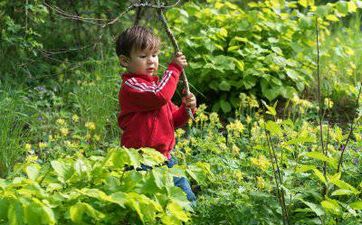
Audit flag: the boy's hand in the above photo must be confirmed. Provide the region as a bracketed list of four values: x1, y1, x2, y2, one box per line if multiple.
[172, 52, 188, 68]
[182, 91, 197, 110]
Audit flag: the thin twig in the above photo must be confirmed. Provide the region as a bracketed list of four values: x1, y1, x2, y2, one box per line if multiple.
[264, 126, 289, 225]
[337, 83, 362, 173]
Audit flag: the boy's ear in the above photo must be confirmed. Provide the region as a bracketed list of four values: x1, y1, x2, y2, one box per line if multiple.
[119, 55, 129, 67]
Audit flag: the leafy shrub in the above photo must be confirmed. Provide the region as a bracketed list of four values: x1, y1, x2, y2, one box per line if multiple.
[0, 147, 209, 225]
[166, 0, 362, 114]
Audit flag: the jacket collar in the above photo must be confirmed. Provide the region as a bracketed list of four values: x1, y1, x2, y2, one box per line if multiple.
[121, 72, 159, 82]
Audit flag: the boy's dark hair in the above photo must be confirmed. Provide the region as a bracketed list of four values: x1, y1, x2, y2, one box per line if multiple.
[115, 25, 160, 57]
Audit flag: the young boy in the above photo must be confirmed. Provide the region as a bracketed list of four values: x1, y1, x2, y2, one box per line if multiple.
[115, 25, 197, 201]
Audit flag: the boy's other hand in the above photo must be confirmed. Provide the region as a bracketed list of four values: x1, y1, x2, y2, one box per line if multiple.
[172, 52, 188, 68]
[182, 91, 197, 110]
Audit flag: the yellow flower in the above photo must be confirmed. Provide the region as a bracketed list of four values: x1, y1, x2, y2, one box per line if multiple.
[94, 135, 101, 141]
[38, 142, 47, 149]
[85, 122, 96, 130]
[246, 115, 252, 124]
[48, 135, 54, 141]
[324, 98, 334, 109]
[251, 155, 271, 171]
[226, 120, 244, 137]
[234, 170, 243, 182]
[72, 114, 79, 123]
[85, 133, 91, 140]
[25, 144, 32, 152]
[256, 176, 265, 189]
[26, 155, 38, 163]
[231, 144, 240, 155]
[209, 112, 220, 125]
[56, 118, 66, 126]
[175, 128, 185, 139]
[60, 127, 69, 136]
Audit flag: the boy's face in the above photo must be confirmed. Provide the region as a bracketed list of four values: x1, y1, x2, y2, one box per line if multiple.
[121, 48, 159, 76]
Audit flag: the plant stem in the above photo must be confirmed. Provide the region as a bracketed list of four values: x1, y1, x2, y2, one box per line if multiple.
[337, 83, 362, 173]
[264, 124, 289, 225]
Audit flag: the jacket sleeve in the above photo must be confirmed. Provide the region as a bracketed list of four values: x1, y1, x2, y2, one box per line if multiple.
[122, 63, 182, 111]
[171, 102, 194, 128]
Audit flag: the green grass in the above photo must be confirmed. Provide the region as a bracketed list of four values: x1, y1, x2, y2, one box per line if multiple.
[0, 82, 33, 177]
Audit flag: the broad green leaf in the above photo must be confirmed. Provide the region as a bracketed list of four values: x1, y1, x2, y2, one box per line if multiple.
[321, 199, 341, 215]
[25, 165, 39, 181]
[78, 188, 111, 202]
[50, 160, 74, 183]
[167, 201, 189, 222]
[313, 169, 327, 185]
[265, 120, 283, 136]
[140, 147, 165, 167]
[74, 158, 90, 177]
[220, 100, 231, 113]
[305, 152, 337, 168]
[331, 189, 354, 196]
[285, 69, 299, 81]
[23, 198, 55, 225]
[219, 81, 231, 91]
[8, 201, 25, 225]
[349, 201, 362, 210]
[235, 60, 244, 72]
[330, 179, 359, 194]
[299, 199, 324, 216]
[109, 192, 127, 208]
[70, 202, 105, 223]
[0, 198, 9, 220]
[296, 165, 316, 173]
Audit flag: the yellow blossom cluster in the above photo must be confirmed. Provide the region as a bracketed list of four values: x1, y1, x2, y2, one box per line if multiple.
[226, 120, 244, 138]
[72, 114, 79, 123]
[256, 176, 265, 189]
[85, 122, 96, 130]
[250, 155, 271, 171]
[175, 128, 186, 139]
[38, 142, 47, 149]
[292, 95, 314, 114]
[324, 98, 334, 109]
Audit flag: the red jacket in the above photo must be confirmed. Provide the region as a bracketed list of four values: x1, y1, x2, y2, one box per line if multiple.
[118, 63, 191, 159]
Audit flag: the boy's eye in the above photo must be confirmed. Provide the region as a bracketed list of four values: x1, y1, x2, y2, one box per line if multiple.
[139, 55, 146, 58]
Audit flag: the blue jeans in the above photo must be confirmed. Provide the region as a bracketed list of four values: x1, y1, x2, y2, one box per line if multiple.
[166, 156, 197, 202]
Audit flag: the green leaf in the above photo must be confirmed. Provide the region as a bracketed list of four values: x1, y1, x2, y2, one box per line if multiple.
[296, 165, 316, 173]
[262, 101, 277, 117]
[305, 152, 337, 169]
[8, 201, 25, 225]
[167, 201, 189, 222]
[285, 69, 299, 82]
[349, 201, 362, 210]
[220, 100, 231, 113]
[23, 198, 55, 225]
[50, 160, 74, 183]
[331, 189, 354, 196]
[299, 199, 324, 216]
[109, 192, 127, 208]
[219, 81, 231, 91]
[265, 120, 283, 136]
[25, 165, 39, 181]
[321, 199, 341, 215]
[330, 179, 359, 194]
[313, 169, 327, 185]
[70, 202, 105, 223]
